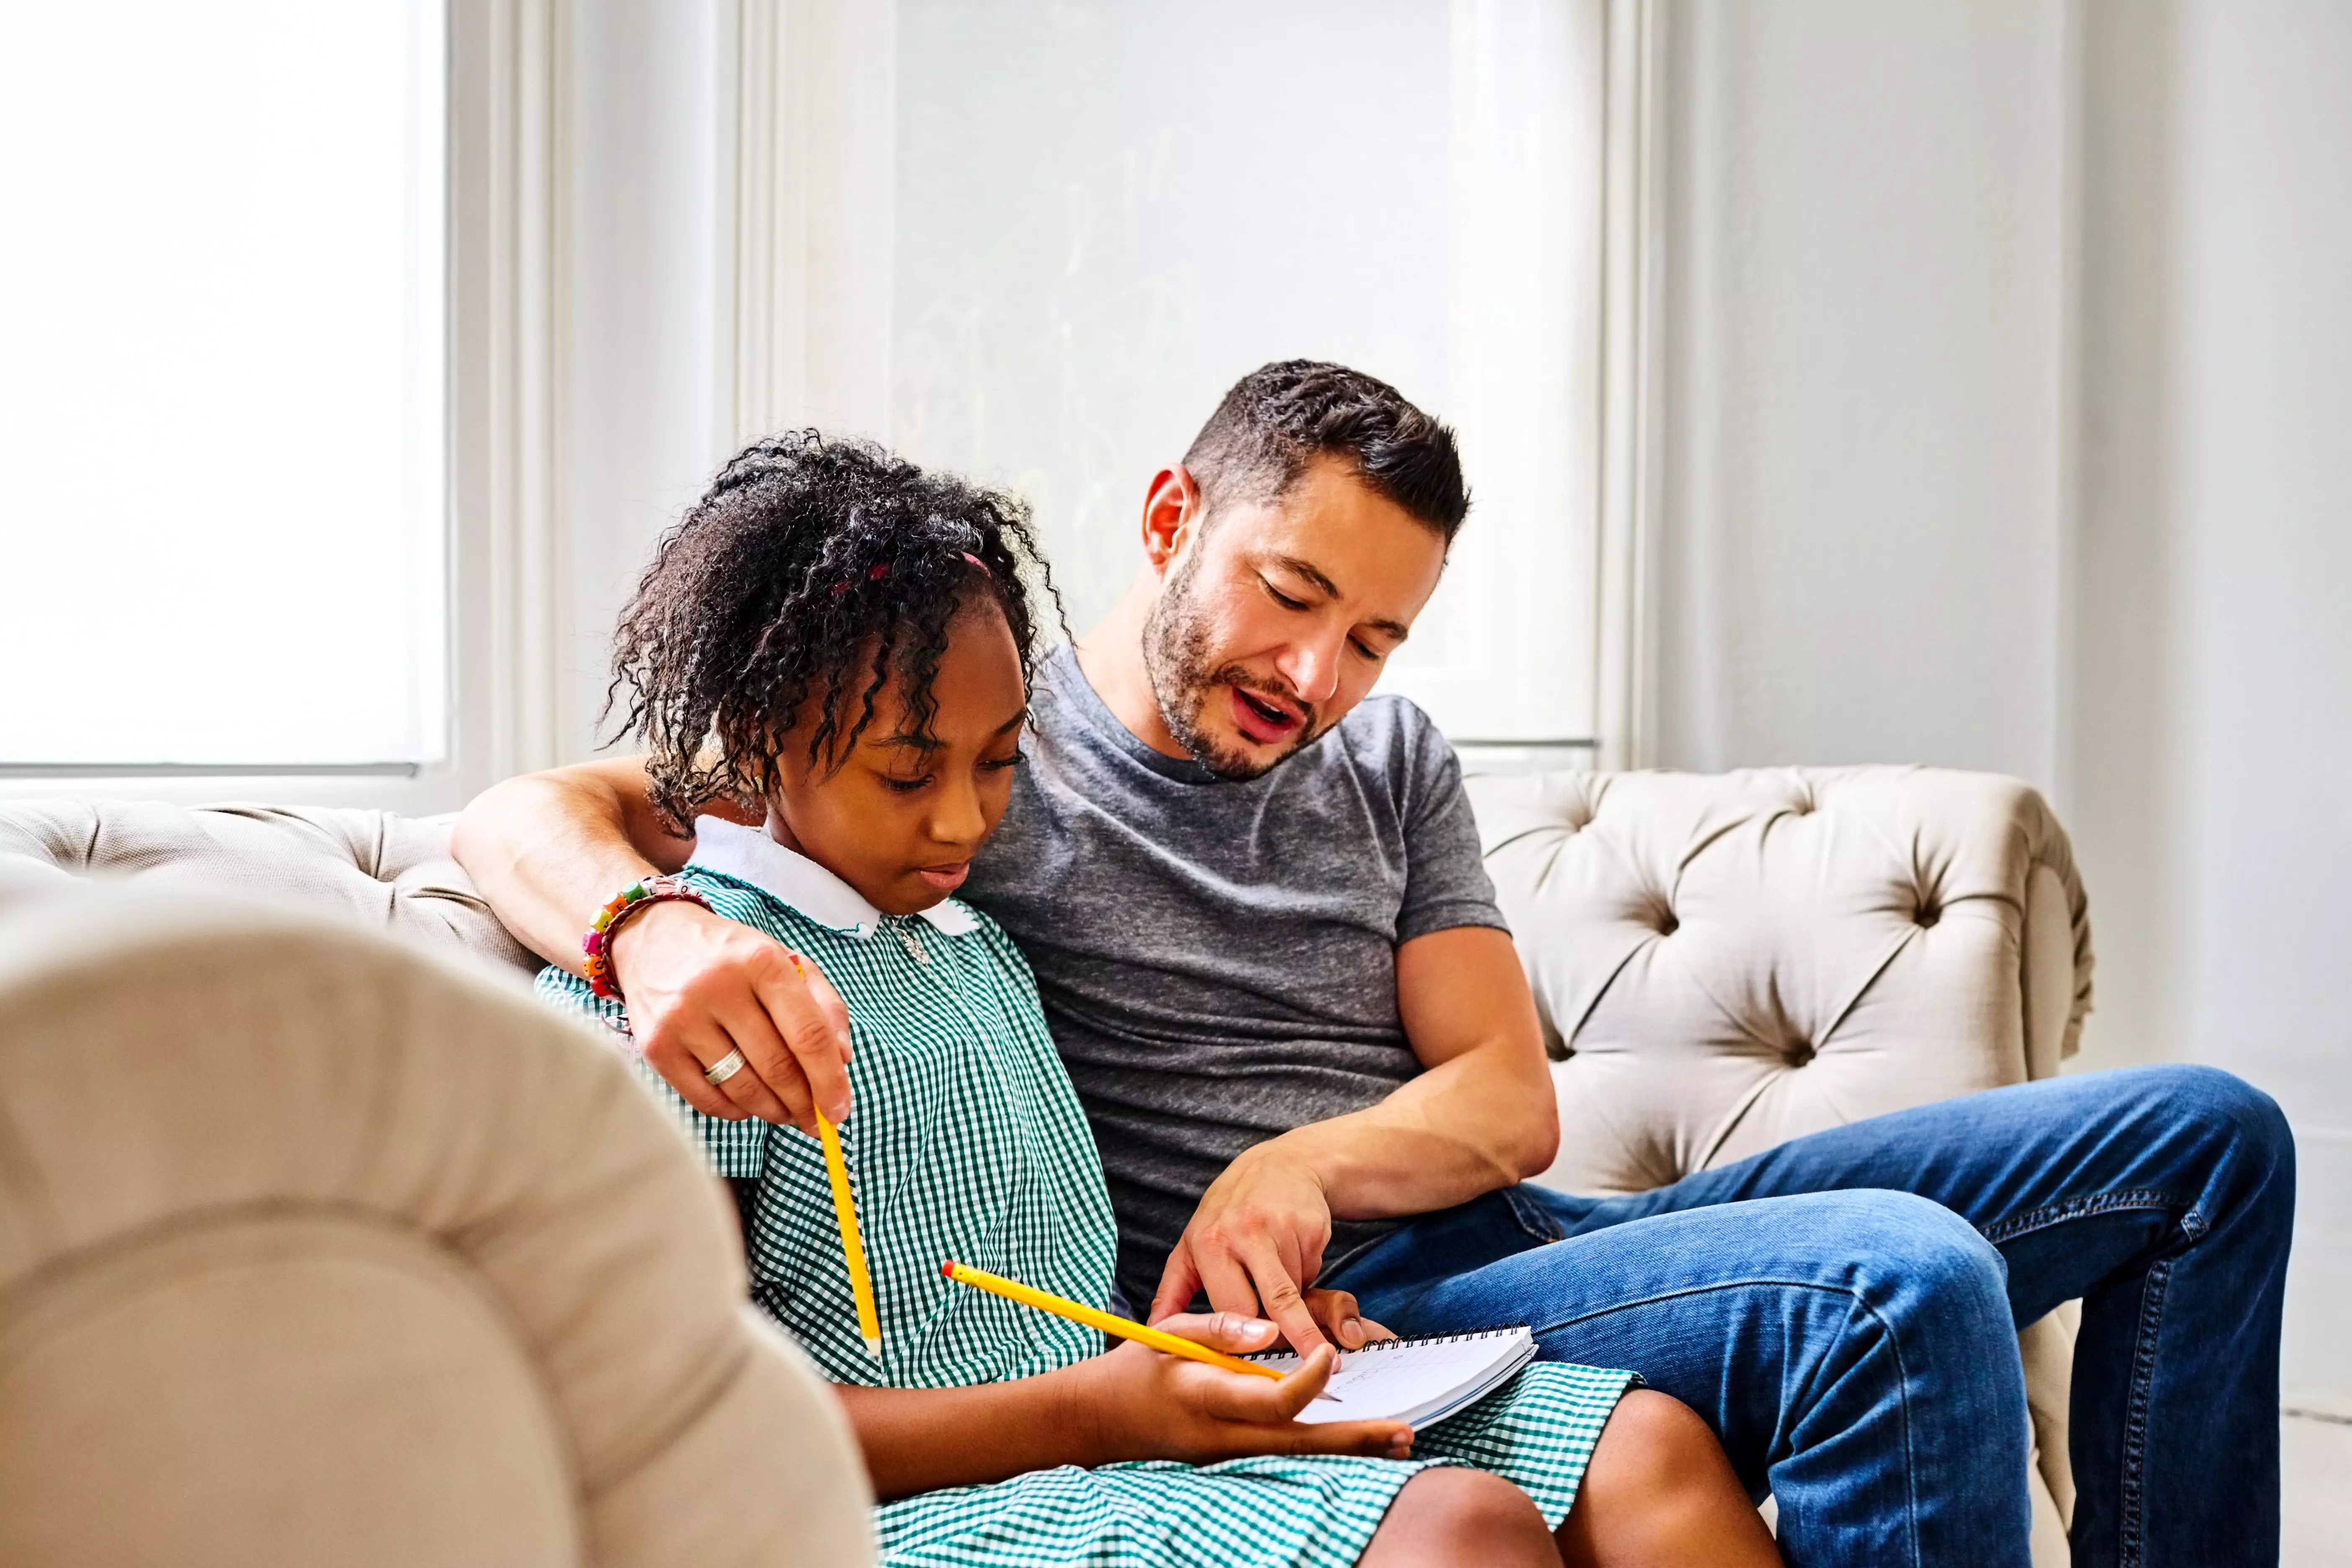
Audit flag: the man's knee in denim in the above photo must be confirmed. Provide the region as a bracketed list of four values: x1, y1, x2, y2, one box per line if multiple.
[1825, 1189, 2012, 1331]
[2157, 1064, 2292, 1168]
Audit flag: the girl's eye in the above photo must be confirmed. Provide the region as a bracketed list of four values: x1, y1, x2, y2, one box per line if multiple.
[882, 774, 933, 795]
[980, 752, 1024, 773]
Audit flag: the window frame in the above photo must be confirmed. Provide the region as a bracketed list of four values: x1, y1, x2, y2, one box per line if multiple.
[0, 0, 1666, 809]
[0, 0, 568, 815]
[721, 0, 1666, 772]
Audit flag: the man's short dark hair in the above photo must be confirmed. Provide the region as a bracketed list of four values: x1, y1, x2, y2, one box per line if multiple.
[1181, 360, 1470, 544]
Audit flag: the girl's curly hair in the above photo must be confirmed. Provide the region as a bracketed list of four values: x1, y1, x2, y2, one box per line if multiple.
[606, 431, 1062, 833]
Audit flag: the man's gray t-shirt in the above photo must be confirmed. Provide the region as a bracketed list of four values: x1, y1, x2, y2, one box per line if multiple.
[963, 645, 1509, 1307]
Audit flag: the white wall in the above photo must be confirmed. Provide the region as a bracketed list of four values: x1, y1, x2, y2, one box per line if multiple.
[2078, 0, 2352, 1412]
[1655, 0, 2070, 785]
[1655, 0, 2352, 1410]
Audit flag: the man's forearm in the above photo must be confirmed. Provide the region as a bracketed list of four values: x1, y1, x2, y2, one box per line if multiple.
[451, 761, 690, 973]
[1265, 923, 1560, 1225]
[1263, 1035, 1558, 1224]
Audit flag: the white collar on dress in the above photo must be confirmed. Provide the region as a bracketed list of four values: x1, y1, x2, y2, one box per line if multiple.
[685, 815, 978, 939]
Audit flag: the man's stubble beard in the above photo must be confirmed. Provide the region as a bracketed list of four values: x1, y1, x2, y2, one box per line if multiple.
[1141, 548, 1325, 782]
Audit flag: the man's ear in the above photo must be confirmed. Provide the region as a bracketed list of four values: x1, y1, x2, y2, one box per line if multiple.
[1140, 466, 1202, 579]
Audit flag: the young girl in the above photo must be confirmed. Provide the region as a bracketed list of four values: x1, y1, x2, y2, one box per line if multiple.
[539, 433, 1777, 1568]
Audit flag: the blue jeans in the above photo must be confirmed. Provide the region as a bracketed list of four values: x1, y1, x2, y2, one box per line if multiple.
[1320, 1065, 2294, 1568]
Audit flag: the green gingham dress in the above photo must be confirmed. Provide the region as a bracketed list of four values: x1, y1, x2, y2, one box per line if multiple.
[539, 817, 1637, 1567]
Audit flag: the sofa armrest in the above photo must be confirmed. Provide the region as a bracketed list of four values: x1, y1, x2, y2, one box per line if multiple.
[1465, 765, 2094, 1197]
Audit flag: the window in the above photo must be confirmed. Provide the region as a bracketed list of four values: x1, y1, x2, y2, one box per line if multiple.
[734, 0, 1611, 746]
[0, 2, 446, 771]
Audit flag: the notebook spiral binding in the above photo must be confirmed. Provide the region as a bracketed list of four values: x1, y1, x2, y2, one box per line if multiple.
[1244, 1323, 1530, 1362]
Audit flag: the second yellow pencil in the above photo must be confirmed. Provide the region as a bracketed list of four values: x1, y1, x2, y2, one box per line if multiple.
[940, 1259, 1337, 1400]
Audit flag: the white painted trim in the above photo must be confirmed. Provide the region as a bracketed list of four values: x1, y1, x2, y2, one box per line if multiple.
[2050, 0, 2086, 820]
[724, 0, 896, 450]
[1594, 0, 1669, 771]
[449, 0, 567, 790]
[726, 0, 789, 449]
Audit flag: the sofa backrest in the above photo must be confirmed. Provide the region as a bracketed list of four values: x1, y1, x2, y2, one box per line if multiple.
[1466, 765, 2093, 1197]
[0, 797, 537, 971]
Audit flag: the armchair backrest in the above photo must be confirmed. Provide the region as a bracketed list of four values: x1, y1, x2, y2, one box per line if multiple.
[0, 889, 874, 1567]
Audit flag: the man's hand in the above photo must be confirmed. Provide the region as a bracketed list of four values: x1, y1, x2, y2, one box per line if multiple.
[1149, 1142, 1346, 1357]
[1146, 928, 1557, 1357]
[1301, 1288, 1395, 1351]
[609, 899, 851, 1133]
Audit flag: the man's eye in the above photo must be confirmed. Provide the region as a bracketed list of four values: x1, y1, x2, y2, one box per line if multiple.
[1262, 578, 1307, 611]
[1349, 637, 1383, 661]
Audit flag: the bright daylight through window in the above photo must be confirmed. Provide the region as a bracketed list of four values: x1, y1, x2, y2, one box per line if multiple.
[0, 2, 445, 769]
[876, 0, 1604, 743]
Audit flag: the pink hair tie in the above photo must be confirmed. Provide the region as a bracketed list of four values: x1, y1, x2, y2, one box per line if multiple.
[830, 560, 892, 596]
[961, 550, 990, 575]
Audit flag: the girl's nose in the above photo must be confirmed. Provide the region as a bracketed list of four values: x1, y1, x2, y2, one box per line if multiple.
[931, 775, 988, 846]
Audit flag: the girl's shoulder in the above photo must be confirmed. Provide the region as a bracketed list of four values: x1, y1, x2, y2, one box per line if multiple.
[676, 864, 830, 943]
[959, 903, 1043, 988]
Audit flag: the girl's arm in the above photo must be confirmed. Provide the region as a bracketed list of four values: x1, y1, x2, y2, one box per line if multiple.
[835, 1314, 1413, 1500]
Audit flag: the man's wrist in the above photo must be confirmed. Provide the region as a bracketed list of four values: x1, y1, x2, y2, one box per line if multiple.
[1238, 1131, 1335, 1194]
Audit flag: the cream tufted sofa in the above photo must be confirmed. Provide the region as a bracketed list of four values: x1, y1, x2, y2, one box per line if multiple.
[0, 769, 2094, 1563]
[0, 882, 874, 1566]
[1466, 764, 2093, 1564]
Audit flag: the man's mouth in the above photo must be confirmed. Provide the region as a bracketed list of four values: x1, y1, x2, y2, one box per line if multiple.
[1229, 685, 1306, 746]
[914, 862, 970, 893]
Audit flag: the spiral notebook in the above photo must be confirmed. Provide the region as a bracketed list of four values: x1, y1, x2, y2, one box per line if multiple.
[1248, 1326, 1537, 1430]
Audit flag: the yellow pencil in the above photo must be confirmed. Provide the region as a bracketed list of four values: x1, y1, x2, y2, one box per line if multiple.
[940, 1260, 1338, 1400]
[792, 954, 882, 1361]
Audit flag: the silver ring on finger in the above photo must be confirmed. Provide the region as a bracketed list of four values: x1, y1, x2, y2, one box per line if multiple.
[704, 1048, 748, 1086]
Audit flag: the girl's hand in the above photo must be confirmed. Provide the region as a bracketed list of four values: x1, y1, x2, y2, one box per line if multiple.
[1071, 1312, 1413, 1465]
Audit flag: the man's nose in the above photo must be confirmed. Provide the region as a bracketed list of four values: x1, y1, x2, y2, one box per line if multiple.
[1278, 634, 1345, 705]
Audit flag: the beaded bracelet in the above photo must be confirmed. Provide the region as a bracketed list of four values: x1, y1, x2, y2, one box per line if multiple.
[584, 875, 713, 1000]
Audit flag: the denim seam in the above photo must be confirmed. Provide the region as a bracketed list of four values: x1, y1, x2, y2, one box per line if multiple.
[1979, 1186, 2207, 1568]
[2117, 1257, 2171, 1568]
[1529, 1278, 1925, 1568]
[1978, 1189, 2187, 1246]
[1501, 1186, 1570, 1244]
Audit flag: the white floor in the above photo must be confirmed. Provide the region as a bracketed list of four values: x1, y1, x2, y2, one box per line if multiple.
[1758, 1413, 2351, 1560]
[2285, 1412, 2352, 1567]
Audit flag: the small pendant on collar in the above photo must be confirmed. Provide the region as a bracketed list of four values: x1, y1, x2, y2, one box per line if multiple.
[891, 920, 929, 965]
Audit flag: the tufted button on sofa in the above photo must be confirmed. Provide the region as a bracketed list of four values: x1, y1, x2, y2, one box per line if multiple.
[1467, 764, 2093, 1563]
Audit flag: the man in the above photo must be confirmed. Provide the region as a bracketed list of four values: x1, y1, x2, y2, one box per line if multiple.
[456, 361, 2292, 1567]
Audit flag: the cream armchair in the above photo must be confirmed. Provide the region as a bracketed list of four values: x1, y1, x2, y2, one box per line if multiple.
[0, 885, 875, 1568]
[1467, 765, 2094, 1565]
[0, 769, 2095, 1563]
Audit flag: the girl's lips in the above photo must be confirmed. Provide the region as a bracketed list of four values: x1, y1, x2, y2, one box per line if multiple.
[915, 863, 970, 892]
[1230, 685, 1304, 746]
